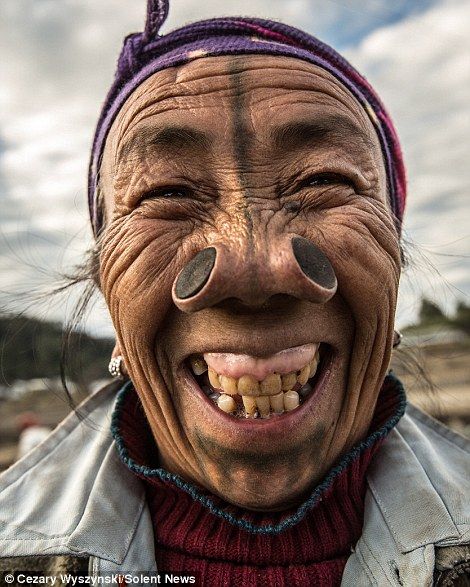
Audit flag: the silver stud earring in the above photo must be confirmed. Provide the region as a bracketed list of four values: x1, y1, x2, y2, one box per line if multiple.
[108, 355, 125, 379]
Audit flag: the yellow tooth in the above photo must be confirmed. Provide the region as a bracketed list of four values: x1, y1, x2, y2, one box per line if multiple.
[217, 394, 236, 413]
[297, 364, 310, 386]
[284, 390, 300, 411]
[260, 373, 282, 395]
[242, 395, 257, 416]
[238, 375, 260, 396]
[190, 357, 208, 376]
[256, 396, 271, 418]
[309, 353, 320, 378]
[281, 372, 297, 391]
[208, 368, 221, 389]
[270, 392, 284, 414]
[219, 375, 238, 395]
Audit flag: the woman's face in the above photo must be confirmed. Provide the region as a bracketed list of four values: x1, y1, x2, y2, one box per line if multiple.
[99, 55, 401, 510]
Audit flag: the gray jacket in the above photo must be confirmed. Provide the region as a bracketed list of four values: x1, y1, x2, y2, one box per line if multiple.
[0, 381, 468, 586]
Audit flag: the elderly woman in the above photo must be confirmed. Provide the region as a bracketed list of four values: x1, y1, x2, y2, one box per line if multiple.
[0, 1, 468, 585]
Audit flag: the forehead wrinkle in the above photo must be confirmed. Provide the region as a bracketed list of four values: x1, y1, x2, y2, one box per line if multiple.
[115, 123, 212, 167]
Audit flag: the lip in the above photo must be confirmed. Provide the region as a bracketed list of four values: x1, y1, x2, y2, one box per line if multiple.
[203, 342, 320, 380]
[176, 344, 336, 436]
[180, 337, 331, 365]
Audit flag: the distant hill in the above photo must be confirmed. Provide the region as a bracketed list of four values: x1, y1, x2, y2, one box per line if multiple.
[403, 298, 470, 336]
[0, 313, 114, 387]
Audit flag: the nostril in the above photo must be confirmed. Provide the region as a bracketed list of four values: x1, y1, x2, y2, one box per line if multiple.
[291, 236, 337, 290]
[175, 247, 217, 299]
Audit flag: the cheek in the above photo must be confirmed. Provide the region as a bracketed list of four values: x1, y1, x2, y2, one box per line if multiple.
[347, 225, 398, 285]
[326, 207, 400, 441]
[305, 202, 400, 327]
[99, 217, 191, 340]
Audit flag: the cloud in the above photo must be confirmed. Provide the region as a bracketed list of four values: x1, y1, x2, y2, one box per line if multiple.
[163, 0, 438, 47]
[346, 0, 470, 325]
[0, 0, 468, 335]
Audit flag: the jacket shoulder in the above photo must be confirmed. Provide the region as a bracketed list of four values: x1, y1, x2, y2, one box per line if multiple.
[342, 403, 469, 586]
[0, 380, 144, 560]
[403, 401, 469, 454]
[0, 379, 120, 492]
[396, 402, 470, 527]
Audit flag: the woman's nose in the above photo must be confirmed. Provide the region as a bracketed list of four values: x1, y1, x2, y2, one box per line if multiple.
[172, 236, 337, 313]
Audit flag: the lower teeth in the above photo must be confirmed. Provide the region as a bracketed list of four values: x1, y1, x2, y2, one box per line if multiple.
[201, 374, 319, 419]
[242, 395, 257, 416]
[211, 388, 306, 418]
[217, 394, 237, 413]
[284, 390, 300, 411]
[270, 392, 284, 414]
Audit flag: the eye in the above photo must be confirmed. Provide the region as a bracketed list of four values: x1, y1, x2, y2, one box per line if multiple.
[143, 186, 191, 200]
[305, 173, 350, 187]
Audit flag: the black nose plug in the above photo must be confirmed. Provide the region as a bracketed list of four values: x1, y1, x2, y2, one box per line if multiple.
[291, 236, 337, 290]
[174, 247, 217, 300]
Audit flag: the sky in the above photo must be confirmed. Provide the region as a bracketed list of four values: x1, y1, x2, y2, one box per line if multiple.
[0, 0, 469, 337]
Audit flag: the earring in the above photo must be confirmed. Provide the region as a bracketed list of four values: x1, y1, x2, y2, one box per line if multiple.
[393, 330, 402, 349]
[108, 355, 125, 379]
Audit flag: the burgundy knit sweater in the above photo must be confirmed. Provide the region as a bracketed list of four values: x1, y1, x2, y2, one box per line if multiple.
[112, 374, 405, 586]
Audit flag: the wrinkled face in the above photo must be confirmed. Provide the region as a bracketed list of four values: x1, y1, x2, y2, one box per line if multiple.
[99, 55, 400, 510]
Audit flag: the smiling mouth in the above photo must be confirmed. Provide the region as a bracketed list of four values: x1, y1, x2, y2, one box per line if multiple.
[185, 343, 330, 419]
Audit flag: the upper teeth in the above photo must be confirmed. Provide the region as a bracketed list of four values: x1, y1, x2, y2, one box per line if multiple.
[206, 357, 318, 397]
[190, 349, 320, 418]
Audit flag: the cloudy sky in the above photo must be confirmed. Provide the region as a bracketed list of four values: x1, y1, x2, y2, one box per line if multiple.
[0, 0, 469, 337]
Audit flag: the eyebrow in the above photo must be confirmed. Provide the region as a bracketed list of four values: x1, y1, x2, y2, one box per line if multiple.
[116, 114, 375, 166]
[116, 124, 212, 164]
[271, 115, 376, 152]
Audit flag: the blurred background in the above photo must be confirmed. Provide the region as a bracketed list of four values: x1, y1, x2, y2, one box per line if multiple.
[0, 0, 469, 468]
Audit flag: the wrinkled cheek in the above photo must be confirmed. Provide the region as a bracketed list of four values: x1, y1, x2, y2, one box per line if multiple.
[99, 223, 182, 354]
[328, 215, 400, 329]
[336, 223, 399, 386]
[337, 245, 399, 333]
[325, 221, 400, 443]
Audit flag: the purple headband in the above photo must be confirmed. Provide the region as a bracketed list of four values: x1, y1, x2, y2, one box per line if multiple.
[88, 0, 406, 236]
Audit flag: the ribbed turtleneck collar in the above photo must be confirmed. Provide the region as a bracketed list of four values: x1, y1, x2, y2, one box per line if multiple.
[112, 373, 406, 586]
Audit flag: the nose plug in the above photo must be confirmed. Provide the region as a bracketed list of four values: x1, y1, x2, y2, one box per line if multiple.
[291, 236, 337, 291]
[173, 238, 336, 305]
[174, 246, 217, 300]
